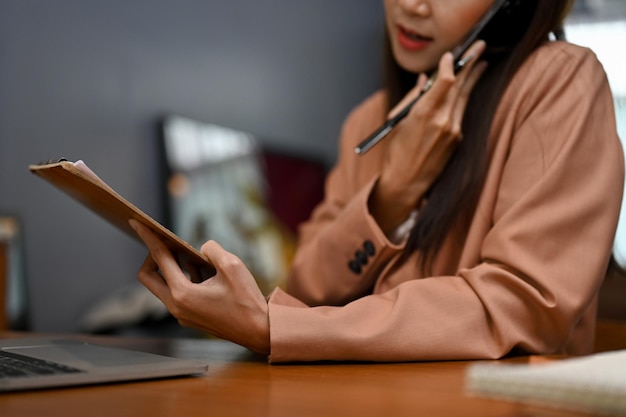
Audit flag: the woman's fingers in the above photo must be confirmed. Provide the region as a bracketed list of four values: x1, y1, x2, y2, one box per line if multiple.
[129, 219, 188, 292]
[452, 60, 488, 130]
[199, 240, 256, 295]
[445, 41, 488, 140]
[456, 40, 486, 76]
[200, 239, 225, 263]
[137, 254, 174, 307]
[428, 40, 486, 102]
[388, 41, 486, 124]
[414, 40, 487, 139]
[129, 220, 269, 354]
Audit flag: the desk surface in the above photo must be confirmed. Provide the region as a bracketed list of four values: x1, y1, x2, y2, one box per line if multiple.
[0, 333, 596, 417]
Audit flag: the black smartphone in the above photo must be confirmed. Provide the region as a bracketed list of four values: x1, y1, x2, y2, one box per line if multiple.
[451, 0, 535, 63]
[354, 0, 535, 155]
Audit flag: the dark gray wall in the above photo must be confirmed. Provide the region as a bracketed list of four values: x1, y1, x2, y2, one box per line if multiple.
[0, 1, 384, 332]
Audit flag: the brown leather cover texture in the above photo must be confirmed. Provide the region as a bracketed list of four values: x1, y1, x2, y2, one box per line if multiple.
[29, 161, 211, 270]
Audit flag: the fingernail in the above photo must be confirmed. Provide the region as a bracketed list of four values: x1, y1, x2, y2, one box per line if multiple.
[454, 54, 474, 73]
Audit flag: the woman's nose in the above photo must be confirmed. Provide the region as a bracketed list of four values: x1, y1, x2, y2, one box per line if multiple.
[398, 0, 431, 17]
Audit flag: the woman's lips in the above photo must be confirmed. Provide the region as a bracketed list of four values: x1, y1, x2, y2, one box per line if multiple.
[397, 25, 432, 51]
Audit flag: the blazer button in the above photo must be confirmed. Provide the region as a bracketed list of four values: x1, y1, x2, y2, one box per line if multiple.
[364, 240, 375, 256]
[355, 250, 368, 265]
[348, 260, 362, 274]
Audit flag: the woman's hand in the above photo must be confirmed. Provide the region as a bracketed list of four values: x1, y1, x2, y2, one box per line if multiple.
[369, 41, 488, 235]
[129, 219, 270, 355]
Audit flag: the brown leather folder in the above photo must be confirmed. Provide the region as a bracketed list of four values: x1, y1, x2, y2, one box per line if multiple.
[29, 160, 212, 276]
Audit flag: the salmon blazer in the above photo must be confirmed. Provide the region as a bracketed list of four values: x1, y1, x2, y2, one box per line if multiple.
[267, 41, 624, 363]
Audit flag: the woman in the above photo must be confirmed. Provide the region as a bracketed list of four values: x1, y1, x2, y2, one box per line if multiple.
[130, 0, 624, 362]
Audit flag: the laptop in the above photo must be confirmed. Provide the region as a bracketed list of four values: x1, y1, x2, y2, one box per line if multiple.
[0, 338, 208, 392]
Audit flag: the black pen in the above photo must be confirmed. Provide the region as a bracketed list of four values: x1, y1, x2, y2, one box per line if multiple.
[354, 54, 475, 155]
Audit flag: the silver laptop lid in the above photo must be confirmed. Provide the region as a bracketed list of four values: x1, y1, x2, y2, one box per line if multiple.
[0, 338, 208, 392]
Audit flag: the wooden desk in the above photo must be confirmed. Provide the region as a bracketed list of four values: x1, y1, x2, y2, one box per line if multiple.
[0, 333, 598, 417]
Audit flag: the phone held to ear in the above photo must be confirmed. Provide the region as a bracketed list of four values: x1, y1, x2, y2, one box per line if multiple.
[354, 0, 534, 155]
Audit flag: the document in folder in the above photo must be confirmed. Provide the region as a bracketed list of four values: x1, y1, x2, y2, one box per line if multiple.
[29, 159, 213, 277]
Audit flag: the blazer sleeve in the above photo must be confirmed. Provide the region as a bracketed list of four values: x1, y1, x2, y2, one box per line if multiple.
[285, 92, 408, 306]
[268, 44, 624, 363]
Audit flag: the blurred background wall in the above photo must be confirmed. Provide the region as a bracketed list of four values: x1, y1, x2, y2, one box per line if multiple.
[0, 0, 384, 332]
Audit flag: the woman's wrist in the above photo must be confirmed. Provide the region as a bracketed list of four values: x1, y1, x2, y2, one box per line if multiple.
[248, 302, 271, 355]
[368, 177, 423, 236]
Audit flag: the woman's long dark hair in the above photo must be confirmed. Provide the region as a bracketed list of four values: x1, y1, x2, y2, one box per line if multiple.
[384, 0, 575, 273]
